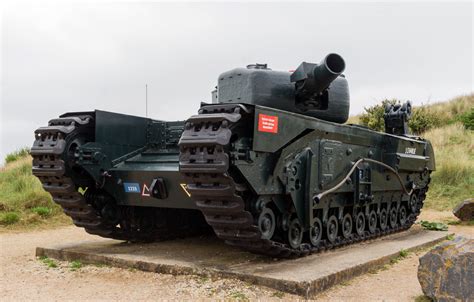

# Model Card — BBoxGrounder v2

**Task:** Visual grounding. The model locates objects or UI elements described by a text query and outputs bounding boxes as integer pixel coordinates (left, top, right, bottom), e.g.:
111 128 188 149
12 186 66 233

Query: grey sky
1 1 473 164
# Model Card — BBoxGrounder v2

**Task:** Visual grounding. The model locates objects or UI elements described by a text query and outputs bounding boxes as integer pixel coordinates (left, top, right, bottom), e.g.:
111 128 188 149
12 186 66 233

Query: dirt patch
1 209 472 301
0 226 294 301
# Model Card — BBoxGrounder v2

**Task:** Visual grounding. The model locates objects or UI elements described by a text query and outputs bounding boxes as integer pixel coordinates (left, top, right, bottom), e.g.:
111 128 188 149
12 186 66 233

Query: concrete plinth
36 227 449 298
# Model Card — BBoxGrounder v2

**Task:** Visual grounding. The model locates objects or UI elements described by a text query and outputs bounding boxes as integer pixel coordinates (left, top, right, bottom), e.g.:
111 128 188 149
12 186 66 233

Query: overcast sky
1 1 473 164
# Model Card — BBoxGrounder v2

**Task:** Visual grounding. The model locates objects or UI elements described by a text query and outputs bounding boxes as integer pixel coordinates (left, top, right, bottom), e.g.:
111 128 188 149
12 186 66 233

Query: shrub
359 99 398 131
0 212 20 225
359 99 448 134
409 106 441 134
458 107 474 130
4 148 30 164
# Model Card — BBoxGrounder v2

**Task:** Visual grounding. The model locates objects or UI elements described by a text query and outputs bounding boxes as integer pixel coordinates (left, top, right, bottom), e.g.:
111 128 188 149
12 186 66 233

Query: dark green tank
31 53 435 257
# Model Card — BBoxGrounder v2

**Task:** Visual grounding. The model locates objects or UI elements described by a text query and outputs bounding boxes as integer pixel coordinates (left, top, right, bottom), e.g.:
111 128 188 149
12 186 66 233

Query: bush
359 99 446 134
4 148 30 164
409 106 441 134
458 107 474 130
0 212 20 225
359 99 398 131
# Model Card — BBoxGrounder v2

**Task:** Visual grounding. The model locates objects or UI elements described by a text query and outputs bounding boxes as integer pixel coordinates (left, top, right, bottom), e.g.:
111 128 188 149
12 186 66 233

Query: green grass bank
0 156 69 230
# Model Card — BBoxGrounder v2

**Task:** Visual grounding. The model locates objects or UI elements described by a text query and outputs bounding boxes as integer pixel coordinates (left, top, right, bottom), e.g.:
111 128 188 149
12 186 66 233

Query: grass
399 249 409 258
4 147 30 164
0 212 20 225
390 249 410 265
366 248 430 276
446 234 455 241
31 206 52 217
70 260 83 271
39 256 58 268
228 291 249 301
0 155 70 231
419 94 473 127
423 123 474 210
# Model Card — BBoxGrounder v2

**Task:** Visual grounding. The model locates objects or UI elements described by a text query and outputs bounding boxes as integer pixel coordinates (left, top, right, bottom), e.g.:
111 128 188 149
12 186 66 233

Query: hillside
423 122 473 210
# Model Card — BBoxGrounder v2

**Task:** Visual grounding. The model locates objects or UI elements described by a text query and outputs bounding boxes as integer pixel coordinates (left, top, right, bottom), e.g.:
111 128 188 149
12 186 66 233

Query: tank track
32 114 205 242
179 104 429 258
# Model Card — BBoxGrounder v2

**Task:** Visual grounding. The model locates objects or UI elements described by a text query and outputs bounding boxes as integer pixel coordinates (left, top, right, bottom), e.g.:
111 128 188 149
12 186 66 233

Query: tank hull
31 110 206 242
178 103 434 257
31 104 434 257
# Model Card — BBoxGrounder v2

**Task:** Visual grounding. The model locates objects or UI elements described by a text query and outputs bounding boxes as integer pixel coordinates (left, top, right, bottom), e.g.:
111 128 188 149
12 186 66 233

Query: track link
32 114 206 242
179 104 428 258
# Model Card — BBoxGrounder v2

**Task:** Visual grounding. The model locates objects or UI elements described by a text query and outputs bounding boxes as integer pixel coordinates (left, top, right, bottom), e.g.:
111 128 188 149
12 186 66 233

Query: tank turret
214 53 350 123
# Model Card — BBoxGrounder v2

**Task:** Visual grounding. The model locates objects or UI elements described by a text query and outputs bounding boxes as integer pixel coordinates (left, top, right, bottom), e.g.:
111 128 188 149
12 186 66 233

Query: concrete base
36 226 449 298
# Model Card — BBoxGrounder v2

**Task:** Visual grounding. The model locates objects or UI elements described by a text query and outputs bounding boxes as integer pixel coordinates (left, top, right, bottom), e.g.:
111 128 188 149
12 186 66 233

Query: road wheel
355 212 365 236
389 207 398 228
287 218 303 249
368 211 377 234
326 215 339 243
309 217 323 246
399 205 408 226
258 207 276 240
342 213 353 239
379 208 388 231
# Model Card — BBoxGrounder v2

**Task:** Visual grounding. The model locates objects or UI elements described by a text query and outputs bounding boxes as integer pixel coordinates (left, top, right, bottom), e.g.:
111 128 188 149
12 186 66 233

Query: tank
31 53 435 258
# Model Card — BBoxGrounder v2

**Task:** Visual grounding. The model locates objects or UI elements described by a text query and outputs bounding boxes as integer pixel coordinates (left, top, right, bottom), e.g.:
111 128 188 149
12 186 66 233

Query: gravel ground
0 209 472 301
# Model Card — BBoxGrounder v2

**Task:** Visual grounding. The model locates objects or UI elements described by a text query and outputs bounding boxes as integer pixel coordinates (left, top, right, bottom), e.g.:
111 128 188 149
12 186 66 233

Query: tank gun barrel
312 53 346 92
290 53 346 107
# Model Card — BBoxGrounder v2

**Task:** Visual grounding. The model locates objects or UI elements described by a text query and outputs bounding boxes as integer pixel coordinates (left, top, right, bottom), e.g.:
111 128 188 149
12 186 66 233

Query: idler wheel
399 205 408 226
379 208 388 231
368 211 377 234
409 194 419 213
342 213 353 239
309 217 323 246
355 212 365 236
258 207 276 240
389 207 398 228
287 218 303 249
326 215 339 243
67 138 82 163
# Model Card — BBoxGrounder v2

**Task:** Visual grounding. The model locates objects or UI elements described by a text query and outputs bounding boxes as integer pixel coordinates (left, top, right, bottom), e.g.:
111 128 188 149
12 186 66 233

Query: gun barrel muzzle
311 53 345 92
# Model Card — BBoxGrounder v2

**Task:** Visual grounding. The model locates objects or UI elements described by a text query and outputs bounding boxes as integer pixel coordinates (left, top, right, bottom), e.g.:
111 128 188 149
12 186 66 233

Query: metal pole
145 84 148 117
